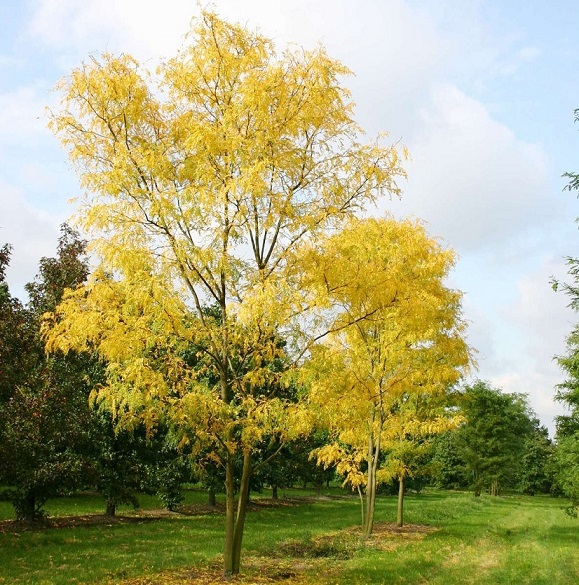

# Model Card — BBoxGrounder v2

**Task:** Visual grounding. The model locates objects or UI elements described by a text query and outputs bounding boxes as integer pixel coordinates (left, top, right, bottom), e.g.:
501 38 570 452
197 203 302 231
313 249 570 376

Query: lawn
0 489 576 584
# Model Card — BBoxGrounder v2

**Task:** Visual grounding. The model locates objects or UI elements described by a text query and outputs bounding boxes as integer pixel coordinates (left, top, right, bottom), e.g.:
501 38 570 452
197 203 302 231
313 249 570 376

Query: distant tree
0 245 37 404
517 422 554 496
254 431 336 498
430 430 469 490
455 381 534 496
0 227 97 520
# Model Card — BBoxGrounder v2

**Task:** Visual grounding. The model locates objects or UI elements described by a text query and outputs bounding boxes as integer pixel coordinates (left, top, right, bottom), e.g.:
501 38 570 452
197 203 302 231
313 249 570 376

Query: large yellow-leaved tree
45 12 406 575
304 217 471 538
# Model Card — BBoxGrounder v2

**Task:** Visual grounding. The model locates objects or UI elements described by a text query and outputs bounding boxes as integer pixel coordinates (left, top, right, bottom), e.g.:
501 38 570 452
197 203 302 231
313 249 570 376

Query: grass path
337 495 579 584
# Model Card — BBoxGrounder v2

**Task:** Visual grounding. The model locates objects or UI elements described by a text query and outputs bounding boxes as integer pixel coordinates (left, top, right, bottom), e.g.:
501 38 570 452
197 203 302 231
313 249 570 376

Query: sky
1 0 579 434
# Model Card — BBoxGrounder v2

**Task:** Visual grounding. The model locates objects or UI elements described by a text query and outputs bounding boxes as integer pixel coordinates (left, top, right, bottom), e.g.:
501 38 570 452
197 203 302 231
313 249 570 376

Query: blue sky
1 0 578 433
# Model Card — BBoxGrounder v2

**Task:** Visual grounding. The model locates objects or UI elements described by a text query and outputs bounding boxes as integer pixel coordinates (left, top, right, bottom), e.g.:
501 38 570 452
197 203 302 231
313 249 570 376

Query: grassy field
0 489 577 584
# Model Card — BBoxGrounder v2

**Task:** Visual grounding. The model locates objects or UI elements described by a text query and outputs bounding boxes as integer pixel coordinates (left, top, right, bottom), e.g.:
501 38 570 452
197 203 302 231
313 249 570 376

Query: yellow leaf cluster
304 216 473 490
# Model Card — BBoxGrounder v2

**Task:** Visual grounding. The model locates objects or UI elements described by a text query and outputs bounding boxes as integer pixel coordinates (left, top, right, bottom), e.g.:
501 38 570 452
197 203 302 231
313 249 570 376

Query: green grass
0 490 577 584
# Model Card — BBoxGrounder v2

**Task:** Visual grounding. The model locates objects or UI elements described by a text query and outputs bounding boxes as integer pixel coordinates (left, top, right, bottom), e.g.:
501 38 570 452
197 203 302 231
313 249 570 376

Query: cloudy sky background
1 0 579 434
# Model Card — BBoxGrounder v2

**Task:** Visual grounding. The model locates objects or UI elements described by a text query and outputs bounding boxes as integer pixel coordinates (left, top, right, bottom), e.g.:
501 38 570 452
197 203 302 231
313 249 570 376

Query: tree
517 422 554 496
0 227 97 520
380 394 463 528
45 12 406 575
455 381 534 496
0 245 37 405
552 256 579 514
550 109 579 514
430 430 470 490
305 217 470 536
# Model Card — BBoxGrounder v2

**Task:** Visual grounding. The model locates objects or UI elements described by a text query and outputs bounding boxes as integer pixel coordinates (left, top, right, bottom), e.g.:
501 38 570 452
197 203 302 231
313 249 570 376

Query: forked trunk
363 429 375 538
362 412 382 539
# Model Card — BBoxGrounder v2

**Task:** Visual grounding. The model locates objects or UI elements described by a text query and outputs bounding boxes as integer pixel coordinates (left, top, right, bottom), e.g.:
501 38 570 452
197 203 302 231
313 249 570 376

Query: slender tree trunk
231 450 252 575
473 469 481 497
363 428 375 538
357 485 365 529
396 475 405 527
272 484 278 500
219 348 238 576
223 451 236 576
363 409 382 539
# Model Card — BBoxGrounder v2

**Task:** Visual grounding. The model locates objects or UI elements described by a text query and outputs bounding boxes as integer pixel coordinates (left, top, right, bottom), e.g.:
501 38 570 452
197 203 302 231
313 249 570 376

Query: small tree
380 395 463 527
430 430 470 490
306 217 471 537
0 227 96 521
517 422 554 496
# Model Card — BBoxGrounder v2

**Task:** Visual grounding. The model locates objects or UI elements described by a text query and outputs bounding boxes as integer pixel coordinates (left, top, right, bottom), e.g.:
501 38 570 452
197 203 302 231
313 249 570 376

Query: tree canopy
304 217 471 535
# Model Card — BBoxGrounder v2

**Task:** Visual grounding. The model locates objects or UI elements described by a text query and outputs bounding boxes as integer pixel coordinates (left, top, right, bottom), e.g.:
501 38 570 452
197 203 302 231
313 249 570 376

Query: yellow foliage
304 217 473 497
44 12 407 474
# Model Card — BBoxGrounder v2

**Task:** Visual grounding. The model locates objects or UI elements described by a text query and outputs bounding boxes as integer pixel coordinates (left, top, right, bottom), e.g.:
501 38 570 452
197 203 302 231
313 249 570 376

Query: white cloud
492 370 564 436
0 86 48 140
391 84 552 251
28 0 200 58
491 255 577 434
28 0 120 49
0 182 65 300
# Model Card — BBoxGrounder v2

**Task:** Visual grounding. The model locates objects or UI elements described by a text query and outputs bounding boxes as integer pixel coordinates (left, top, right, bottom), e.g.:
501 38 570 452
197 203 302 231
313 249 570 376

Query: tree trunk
230 450 252 575
363 410 382 539
363 429 375 538
208 489 216 507
396 475 404 527
315 481 322 498
19 491 37 522
357 485 365 530
105 499 117 517
272 484 278 499
223 452 236 576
